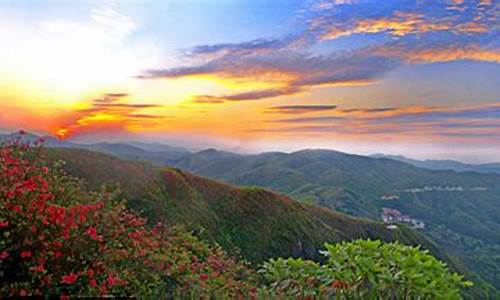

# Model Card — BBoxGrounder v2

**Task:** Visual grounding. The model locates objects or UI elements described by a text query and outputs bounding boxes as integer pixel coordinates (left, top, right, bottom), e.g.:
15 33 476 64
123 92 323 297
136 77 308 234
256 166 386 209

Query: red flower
0 220 8 228
41 166 49 174
19 130 26 135
87 268 95 278
11 205 22 213
107 274 117 287
62 229 70 240
89 279 97 288
85 227 97 240
20 250 32 258
100 281 108 295
61 273 78 285
86 226 101 241
199 273 208 281
60 294 70 300
0 251 9 260
33 265 45 272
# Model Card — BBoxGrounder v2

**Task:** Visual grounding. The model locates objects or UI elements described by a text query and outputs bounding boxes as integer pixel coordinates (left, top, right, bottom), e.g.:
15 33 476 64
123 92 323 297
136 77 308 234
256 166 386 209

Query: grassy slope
47 148 451 261
47 148 492 298
169 149 500 297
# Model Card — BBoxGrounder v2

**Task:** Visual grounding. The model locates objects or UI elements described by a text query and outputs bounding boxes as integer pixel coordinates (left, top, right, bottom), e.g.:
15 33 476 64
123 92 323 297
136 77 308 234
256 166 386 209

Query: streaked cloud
263 104 500 141
374 44 500 64
265 105 338 114
1 0 500 160
320 12 452 40
140 0 499 104
142 50 394 102
192 86 302 103
311 0 496 40
53 93 167 139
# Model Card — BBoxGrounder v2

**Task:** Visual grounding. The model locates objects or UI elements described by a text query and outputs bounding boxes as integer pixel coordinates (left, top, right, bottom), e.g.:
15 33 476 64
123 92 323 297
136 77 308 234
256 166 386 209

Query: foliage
0 133 256 297
49 147 452 268
261 239 472 299
163 147 500 296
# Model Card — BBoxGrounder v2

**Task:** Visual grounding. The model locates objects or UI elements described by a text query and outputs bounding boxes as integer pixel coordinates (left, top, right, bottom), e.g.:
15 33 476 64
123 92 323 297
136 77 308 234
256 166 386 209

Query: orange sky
1 0 500 162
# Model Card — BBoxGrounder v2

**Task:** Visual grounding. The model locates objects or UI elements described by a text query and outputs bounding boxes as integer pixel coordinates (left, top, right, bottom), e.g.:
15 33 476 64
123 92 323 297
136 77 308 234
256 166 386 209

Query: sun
53 128 70 140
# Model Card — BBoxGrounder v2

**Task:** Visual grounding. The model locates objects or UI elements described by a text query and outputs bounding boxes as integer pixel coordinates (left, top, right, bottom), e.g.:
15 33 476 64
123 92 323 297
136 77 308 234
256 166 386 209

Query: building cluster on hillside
381 208 425 230
400 186 487 193
381 194 400 200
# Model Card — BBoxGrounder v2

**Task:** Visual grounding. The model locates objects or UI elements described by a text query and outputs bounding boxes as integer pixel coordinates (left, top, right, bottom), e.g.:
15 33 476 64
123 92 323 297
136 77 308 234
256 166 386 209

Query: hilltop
3 133 498 296
161 148 500 295
372 153 500 175
47 148 449 264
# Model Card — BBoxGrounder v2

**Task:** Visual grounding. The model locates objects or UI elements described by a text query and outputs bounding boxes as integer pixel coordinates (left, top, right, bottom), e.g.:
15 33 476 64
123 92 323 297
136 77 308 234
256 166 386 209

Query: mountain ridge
371 153 500 175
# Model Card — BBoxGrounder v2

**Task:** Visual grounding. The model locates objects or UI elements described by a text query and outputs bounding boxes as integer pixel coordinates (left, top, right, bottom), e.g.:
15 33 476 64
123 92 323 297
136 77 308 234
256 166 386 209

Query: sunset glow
1 0 499 161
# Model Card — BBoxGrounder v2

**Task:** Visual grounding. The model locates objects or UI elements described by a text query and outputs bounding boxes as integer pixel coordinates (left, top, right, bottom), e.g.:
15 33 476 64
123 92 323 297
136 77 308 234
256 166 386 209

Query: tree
261 239 472 299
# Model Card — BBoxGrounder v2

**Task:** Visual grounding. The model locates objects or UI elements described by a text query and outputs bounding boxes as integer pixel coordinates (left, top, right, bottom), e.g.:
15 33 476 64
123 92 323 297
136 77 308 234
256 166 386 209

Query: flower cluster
0 133 256 297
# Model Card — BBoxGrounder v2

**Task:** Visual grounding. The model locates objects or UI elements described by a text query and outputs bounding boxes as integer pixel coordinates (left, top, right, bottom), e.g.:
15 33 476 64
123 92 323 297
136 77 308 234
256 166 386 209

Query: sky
0 0 499 162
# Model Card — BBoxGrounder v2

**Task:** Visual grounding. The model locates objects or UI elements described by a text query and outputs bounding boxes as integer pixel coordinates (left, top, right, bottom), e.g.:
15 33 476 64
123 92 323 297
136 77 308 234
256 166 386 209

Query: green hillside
162 148 500 295
46 148 447 263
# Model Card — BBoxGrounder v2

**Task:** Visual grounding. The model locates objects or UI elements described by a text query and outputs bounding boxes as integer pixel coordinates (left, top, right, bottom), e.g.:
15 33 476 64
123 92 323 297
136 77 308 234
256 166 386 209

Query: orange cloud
454 22 489 33
321 11 490 40
257 103 500 145
321 12 452 39
376 45 500 64
53 93 167 139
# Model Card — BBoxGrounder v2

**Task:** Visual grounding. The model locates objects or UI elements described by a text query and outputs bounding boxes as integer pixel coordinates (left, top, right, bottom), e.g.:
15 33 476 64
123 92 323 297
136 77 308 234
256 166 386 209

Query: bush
261 239 472 299
0 134 256 297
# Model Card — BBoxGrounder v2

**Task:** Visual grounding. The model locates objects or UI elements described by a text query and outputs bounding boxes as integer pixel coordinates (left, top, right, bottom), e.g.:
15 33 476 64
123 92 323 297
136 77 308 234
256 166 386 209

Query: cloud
93 103 161 109
375 44 500 64
263 104 500 140
311 0 496 41
321 12 453 40
265 105 337 114
89 4 136 40
187 38 294 59
142 50 395 103
53 93 166 139
320 13 490 40
103 92 129 98
274 104 500 123
138 0 499 104
371 104 500 123
339 107 397 113
193 86 302 103
127 113 165 119
270 116 346 123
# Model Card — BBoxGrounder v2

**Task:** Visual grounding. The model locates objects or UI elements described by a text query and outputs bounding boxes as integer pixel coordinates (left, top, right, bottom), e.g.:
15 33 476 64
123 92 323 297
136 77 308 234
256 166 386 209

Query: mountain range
2 132 499 297
168 148 500 294
372 154 500 175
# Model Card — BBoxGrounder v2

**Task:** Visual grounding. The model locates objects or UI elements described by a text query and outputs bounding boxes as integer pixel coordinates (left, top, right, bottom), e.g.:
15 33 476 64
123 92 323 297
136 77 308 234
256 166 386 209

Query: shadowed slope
47 148 451 264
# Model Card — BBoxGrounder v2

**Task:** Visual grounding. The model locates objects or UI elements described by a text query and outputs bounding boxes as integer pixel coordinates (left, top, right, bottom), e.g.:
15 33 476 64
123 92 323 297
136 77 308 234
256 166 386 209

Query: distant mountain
45 147 494 298
0 132 77 148
0 132 190 163
4 132 499 296
45 148 449 263
372 153 500 175
123 141 191 155
80 142 188 164
163 148 500 295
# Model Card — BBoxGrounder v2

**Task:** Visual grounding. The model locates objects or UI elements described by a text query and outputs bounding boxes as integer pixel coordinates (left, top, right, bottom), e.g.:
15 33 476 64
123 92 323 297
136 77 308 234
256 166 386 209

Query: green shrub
261 239 472 299
0 134 257 297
